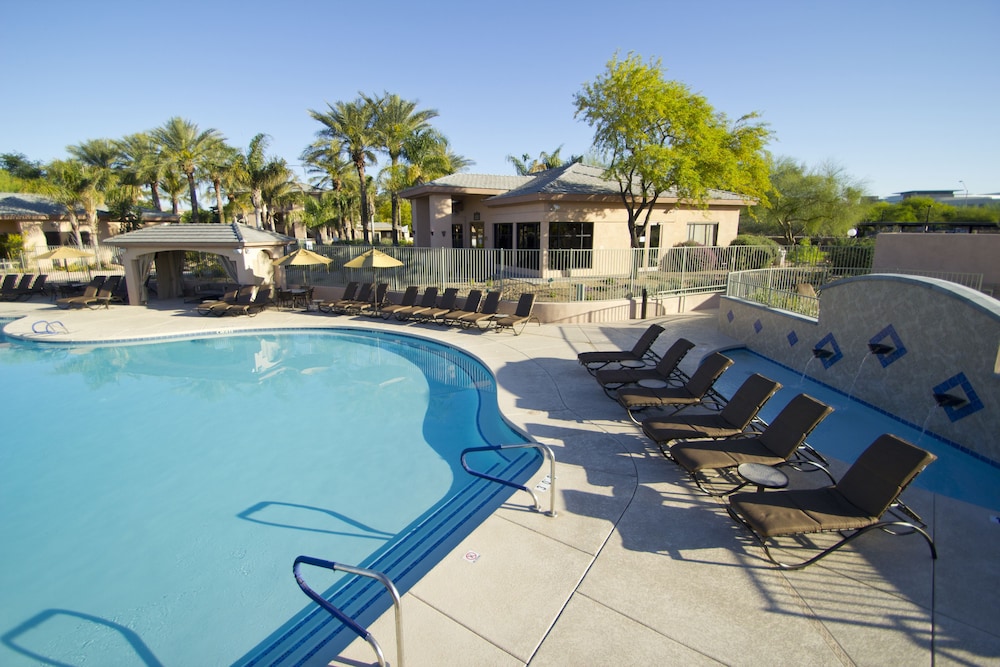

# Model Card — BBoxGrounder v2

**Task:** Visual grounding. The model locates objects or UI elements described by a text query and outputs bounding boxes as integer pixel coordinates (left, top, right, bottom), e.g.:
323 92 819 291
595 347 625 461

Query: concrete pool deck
3 300 999 666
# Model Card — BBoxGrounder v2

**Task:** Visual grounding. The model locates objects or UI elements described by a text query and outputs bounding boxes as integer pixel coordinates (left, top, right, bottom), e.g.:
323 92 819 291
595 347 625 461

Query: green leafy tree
368 92 438 245
1 152 45 180
151 117 226 222
748 157 871 244
45 159 100 246
574 52 772 247
308 98 379 243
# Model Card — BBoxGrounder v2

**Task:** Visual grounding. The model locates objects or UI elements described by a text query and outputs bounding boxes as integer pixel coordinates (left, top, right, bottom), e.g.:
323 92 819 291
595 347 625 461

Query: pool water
715 348 1000 513
0 328 537 666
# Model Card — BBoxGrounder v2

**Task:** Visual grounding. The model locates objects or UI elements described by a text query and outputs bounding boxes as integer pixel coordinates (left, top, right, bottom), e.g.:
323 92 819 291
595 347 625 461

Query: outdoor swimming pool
0 327 538 666
715 348 1000 513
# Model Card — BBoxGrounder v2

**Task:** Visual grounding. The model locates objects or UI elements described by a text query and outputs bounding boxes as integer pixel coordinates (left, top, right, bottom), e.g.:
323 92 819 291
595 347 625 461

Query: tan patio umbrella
36 246 97 277
342 248 404 269
343 248 404 310
272 248 333 285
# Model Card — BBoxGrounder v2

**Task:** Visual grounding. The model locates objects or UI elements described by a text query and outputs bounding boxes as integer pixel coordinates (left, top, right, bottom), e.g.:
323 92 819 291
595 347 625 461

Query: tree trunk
356 162 370 245
391 192 400 246
149 182 163 212
186 170 200 222
214 179 226 224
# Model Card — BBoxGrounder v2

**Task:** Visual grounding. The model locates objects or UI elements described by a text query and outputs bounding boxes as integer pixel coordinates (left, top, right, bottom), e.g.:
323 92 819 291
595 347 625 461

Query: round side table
737 462 789 492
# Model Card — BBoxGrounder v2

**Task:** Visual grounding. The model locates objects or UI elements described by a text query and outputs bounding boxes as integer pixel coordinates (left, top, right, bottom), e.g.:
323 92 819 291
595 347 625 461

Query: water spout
868 343 895 355
812 348 834 359
934 392 968 408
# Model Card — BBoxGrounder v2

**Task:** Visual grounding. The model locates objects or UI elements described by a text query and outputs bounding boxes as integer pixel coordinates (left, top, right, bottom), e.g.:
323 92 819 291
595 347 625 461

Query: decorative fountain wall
719 273 999 463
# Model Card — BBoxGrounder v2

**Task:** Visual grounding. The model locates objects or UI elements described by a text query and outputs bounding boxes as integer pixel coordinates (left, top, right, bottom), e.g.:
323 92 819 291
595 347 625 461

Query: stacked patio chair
56 276 106 309
1 274 33 301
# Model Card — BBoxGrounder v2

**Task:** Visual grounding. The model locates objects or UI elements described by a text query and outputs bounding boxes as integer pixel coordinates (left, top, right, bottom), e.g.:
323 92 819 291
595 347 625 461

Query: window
550 221 594 270
470 223 484 248
516 222 540 269
687 222 718 246
647 224 661 268
451 223 464 248
494 223 513 249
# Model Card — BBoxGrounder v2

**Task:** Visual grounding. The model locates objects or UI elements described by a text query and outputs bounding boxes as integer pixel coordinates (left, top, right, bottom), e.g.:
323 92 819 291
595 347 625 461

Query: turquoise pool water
715 348 1000 512
0 327 537 666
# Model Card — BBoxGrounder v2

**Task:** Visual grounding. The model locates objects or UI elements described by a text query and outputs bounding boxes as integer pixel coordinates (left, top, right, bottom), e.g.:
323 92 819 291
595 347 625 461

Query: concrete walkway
3 300 999 666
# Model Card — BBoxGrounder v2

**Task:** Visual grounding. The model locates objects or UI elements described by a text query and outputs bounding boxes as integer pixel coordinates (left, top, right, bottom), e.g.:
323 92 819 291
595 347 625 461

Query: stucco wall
874 233 1000 296
718 274 1000 462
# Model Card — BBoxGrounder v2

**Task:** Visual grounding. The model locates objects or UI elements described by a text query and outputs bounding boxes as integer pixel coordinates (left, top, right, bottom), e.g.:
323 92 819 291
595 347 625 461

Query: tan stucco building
400 163 752 278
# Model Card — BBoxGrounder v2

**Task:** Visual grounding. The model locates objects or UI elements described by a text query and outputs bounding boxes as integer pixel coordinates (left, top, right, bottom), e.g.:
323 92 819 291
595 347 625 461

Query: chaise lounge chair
2 274 34 301
416 287 459 323
24 274 48 300
616 350 732 423
596 338 698 397
224 286 272 316
578 324 665 375
198 286 246 316
493 293 539 335
437 290 482 325
317 282 359 314
329 283 372 315
641 373 783 454
726 433 937 569
453 290 501 329
393 287 438 321
56 276 106 309
668 393 833 495
80 275 121 309
377 286 419 319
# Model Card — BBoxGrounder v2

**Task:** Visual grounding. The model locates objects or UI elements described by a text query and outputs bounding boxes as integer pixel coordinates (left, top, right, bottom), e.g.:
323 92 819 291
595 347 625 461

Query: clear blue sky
2 0 997 198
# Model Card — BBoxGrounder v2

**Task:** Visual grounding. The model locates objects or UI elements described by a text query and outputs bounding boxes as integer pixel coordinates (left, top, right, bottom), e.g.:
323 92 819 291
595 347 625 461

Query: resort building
400 163 753 278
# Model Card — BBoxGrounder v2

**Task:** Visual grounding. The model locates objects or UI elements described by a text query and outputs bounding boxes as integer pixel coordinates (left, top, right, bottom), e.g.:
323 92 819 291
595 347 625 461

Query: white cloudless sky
2 0 997 198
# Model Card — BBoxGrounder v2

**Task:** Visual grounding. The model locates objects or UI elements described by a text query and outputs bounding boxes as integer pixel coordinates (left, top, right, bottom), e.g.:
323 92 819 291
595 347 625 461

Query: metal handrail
460 443 557 517
292 556 404 667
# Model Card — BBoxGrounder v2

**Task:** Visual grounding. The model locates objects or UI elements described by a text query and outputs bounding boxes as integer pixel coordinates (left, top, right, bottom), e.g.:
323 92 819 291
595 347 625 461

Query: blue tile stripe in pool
239 452 539 666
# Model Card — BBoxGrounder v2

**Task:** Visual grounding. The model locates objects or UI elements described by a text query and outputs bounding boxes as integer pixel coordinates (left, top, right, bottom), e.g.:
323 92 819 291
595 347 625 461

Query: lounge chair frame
579 324 665 374
726 434 937 569
616 349 730 422
668 393 833 495
493 293 539 335
597 338 698 398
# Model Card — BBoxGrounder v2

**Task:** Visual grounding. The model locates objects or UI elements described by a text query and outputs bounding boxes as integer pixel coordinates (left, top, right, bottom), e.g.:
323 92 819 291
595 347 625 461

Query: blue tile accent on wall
753 319 763 333
813 333 843 369
727 310 734 323
869 324 907 368
787 330 799 347
933 372 985 422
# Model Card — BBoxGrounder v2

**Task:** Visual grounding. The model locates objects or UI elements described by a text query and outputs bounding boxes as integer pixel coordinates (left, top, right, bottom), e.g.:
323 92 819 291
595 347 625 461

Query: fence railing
15 242 982 307
727 266 984 318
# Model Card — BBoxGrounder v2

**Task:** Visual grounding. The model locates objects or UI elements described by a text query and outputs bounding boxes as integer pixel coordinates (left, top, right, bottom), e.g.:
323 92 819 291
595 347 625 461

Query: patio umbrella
36 246 96 278
342 248 404 270
343 248 404 310
272 248 333 285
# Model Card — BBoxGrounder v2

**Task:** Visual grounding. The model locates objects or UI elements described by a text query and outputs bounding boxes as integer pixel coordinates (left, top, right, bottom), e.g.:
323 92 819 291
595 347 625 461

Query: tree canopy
574 52 772 247
745 157 872 244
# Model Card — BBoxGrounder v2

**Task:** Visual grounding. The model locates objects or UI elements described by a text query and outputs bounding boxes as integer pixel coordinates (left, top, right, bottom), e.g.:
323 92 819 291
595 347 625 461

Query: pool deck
4 300 1000 666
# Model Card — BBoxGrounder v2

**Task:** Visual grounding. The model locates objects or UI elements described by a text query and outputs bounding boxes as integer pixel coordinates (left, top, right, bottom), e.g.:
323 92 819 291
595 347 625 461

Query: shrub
729 235 782 270
786 238 826 265
661 240 719 272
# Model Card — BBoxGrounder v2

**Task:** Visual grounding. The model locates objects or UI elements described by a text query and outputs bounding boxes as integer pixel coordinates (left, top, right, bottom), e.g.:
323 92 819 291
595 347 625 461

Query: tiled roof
105 223 293 246
0 192 78 219
401 164 748 202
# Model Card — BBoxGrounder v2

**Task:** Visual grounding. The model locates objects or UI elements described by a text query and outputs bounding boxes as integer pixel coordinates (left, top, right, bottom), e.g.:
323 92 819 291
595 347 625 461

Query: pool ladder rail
461 442 558 517
293 556 404 667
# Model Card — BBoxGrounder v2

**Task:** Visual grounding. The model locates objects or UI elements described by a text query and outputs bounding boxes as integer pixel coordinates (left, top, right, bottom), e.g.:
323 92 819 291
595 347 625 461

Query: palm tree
506 146 578 175
402 129 472 185
308 98 378 244
234 133 294 230
45 159 100 247
200 142 241 224
67 139 119 231
116 132 167 211
151 117 226 222
301 140 358 241
368 92 438 245
160 167 187 216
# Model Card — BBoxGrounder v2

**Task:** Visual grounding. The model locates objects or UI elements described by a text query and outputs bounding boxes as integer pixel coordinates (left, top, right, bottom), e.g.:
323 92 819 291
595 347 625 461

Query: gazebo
105 223 294 306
